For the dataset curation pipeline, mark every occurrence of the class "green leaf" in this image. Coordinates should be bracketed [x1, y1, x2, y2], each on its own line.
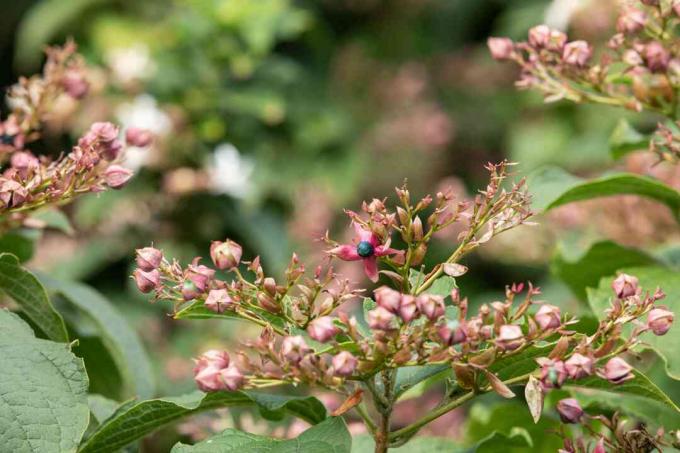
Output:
[38, 275, 155, 399]
[552, 240, 659, 300]
[171, 416, 350, 453]
[588, 266, 680, 379]
[0, 309, 89, 453]
[0, 253, 68, 342]
[0, 230, 39, 262]
[609, 118, 649, 159]
[394, 364, 450, 399]
[409, 270, 456, 297]
[88, 395, 124, 426]
[30, 209, 75, 235]
[352, 434, 462, 452]
[528, 167, 680, 218]
[79, 391, 327, 453]
[472, 428, 533, 453]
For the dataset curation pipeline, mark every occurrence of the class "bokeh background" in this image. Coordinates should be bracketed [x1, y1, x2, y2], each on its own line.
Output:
[1, 0, 678, 450]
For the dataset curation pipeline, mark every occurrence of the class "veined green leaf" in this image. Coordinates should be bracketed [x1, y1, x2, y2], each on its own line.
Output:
[172, 416, 349, 453]
[0, 253, 68, 342]
[39, 275, 155, 399]
[0, 309, 89, 453]
[528, 167, 680, 219]
[79, 391, 327, 453]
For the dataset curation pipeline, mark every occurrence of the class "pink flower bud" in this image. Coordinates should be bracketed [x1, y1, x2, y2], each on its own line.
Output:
[562, 41, 592, 67]
[193, 350, 232, 392]
[219, 365, 245, 391]
[535, 304, 561, 330]
[332, 351, 357, 377]
[10, 151, 39, 177]
[647, 308, 674, 336]
[210, 239, 242, 270]
[104, 165, 133, 189]
[487, 37, 514, 60]
[644, 41, 670, 72]
[616, 7, 647, 34]
[593, 438, 606, 453]
[307, 316, 339, 343]
[205, 289, 234, 313]
[61, 70, 89, 99]
[438, 322, 466, 346]
[528, 25, 551, 48]
[547, 30, 567, 51]
[281, 335, 310, 363]
[89, 122, 119, 143]
[0, 178, 29, 208]
[496, 324, 523, 351]
[136, 246, 163, 271]
[374, 286, 402, 313]
[601, 357, 634, 384]
[556, 398, 583, 424]
[187, 264, 215, 292]
[416, 294, 445, 321]
[537, 357, 567, 389]
[133, 268, 160, 293]
[612, 273, 639, 298]
[181, 281, 200, 301]
[125, 127, 154, 147]
[564, 353, 594, 380]
[367, 306, 397, 331]
[398, 295, 419, 323]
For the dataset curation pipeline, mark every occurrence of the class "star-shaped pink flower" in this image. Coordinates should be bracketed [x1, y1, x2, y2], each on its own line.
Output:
[328, 223, 402, 282]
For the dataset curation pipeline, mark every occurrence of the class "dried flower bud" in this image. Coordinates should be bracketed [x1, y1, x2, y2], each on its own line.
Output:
[537, 357, 568, 389]
[133, 268, 160, 293]
[564, 353, 594, 380]
[332, 351, 357, 377]
[210, 240, 242, 270]
[644, 42, 670, 73]
[374, 286, 402, 313]
[61, 70, 89, 99]
[187, 264, 215, 292]
[617, 7, 646, 34]
[528, 25, 551, 48]
[281, 335, 310, 363]
[556, 398, 583, 424]
[535, 304, 561, 330]
[647, 308, 674, 336]
[398, 295, 419, 323]
[205, 289, 234, 313]
[136, 247, 162, 271]
[367, 306, 397, 331]
[104, 165, 134, 189]
[125, 127, 154, 147]
[307, 316, 339, 343]
[416, 294, 445, 321]
[496, 324, 523, 351]
[487, 37, 514, 60]
[562, 41, 592, 67]
[612, 273, 639, 298]
[601, 357, 634, 384]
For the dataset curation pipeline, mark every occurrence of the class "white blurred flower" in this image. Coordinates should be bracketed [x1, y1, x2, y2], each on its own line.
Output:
[106, 44, 156, 84]
[116, 94, 171, 170]
[208, 143, 254, 199]
[545, 0, 585, 30]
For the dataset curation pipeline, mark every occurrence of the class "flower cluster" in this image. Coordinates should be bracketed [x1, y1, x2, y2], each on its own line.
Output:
[0, 42, 153, 229]
[554, 399, 673, 452]
[534, 273, 672, 397]
[488, 1, 680, 164]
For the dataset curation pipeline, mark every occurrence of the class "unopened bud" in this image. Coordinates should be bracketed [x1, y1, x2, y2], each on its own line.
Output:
[367, 306, 397, 330]
[617, 7, 646, 34]
[644, 41, 670, 73]
[612, 273, 639, 298]
[535, 304, 561, 330]
[374, 286, 402, 313]
[136, 246, 162, 271]
[281, 335, 310, 363]
[398, 295, 419, 323]
[487, 37, 514, 60]
[332, 351, 357, 377]
[133, 268, 160, 293]
[416, 294, 445, 321]
[528, 25, 551, 48]
[556, 398, 583, 424]
[210, 239, 242, 270]
[496, 324, 523, 351]
[125, 127, 154, 147]
[307, 316, 339, 343]
[61, 70, 89, 99]
[601, 357, 634, 384]
[564, 353, 594, 380]
[562, 41, 592, 67]
[104, 165, 133, 189]
[647, 308, 674, 336]
[205, 289, 234, 313]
